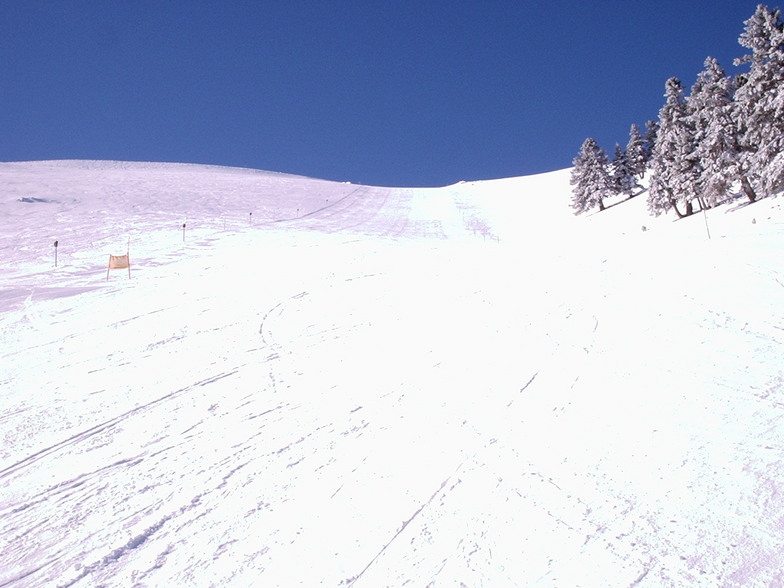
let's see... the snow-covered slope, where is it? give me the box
[1,160,783,586]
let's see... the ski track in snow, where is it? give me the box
[1,160,784,586]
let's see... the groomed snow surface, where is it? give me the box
[1,160,783,587]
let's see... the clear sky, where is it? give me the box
[0,1,766,187]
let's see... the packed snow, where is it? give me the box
[1,160,783,586]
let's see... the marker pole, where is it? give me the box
[702,206,711,240]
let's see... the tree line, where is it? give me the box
[570,4,784,217]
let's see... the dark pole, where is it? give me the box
[182,223,186,242]
[53,240,58,267]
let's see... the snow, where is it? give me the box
[1,160,783,586]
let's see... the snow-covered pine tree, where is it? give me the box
[625,123,647,183]
[688,57,741,207]
[570,138,612,214]
[611,143,625,195]
[611,142,639,198]
[733,4,784,198]
[642,120,658,166]
[648,77,700,217]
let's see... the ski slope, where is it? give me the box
[1,160,783,587]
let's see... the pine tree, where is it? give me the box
[570,138,612,215]
[611,142,639,198]
[625,123,647,182]
[642,119,658,166]
[688,57,741,207]
[733,4,784,198]
[648,77,700,217]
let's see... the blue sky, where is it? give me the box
[0,1,765,187]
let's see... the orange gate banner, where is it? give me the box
[108,254,130,269]
[107,254,131,279]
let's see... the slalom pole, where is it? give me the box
[53,240,58,267]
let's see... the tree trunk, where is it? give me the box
[685,200,693,216]
[740,176,757,202]
[598,199,605,211]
